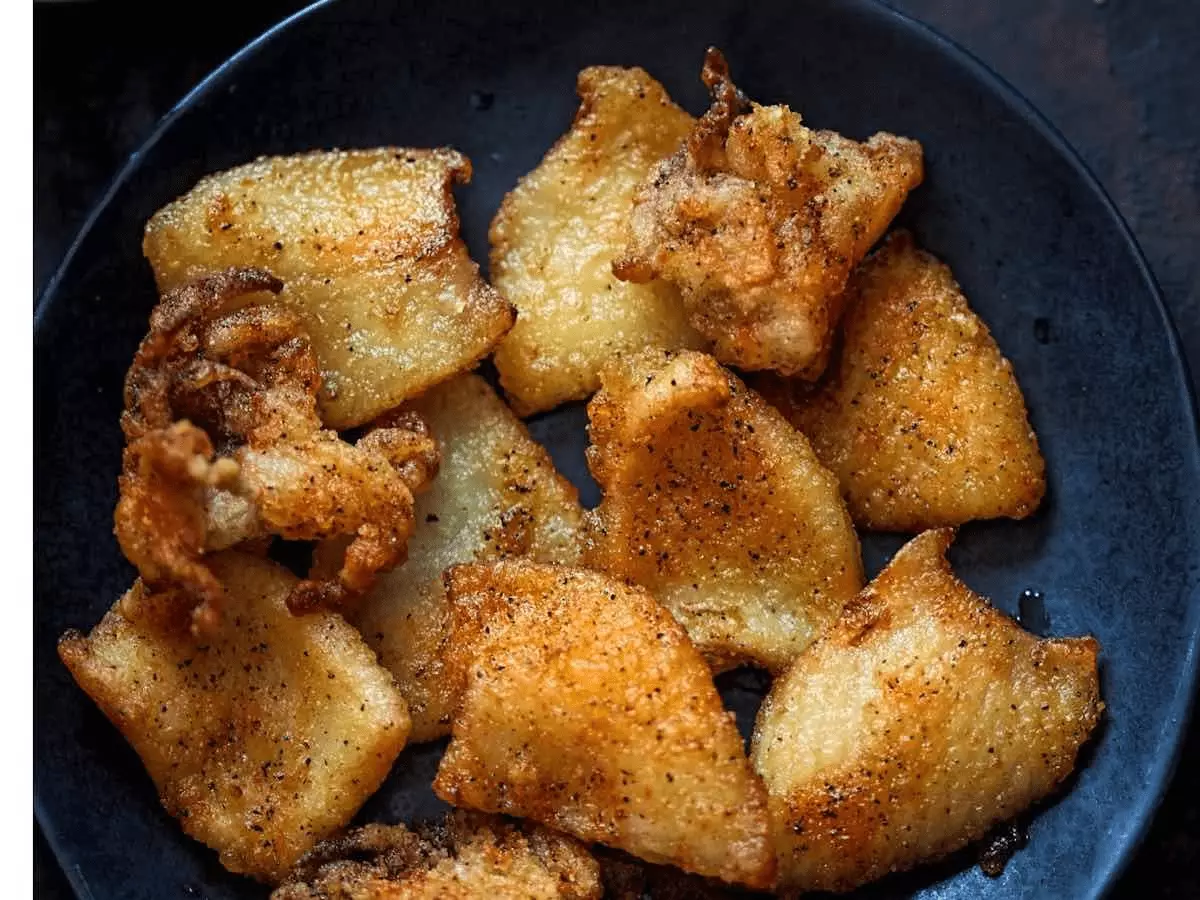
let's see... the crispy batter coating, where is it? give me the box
[751,530,1102,894]
[122,266,290,443]
[116,269,439,626]
[756,232,1046,531]
[115,420,239,631]
[433,561,775,889]
[273,811,602,900]
[58,553,410,883]
[583,350,863,672]
[615,49,923,378]
[144,149,514,428]
[345,374,583,742]
[490,66,707,415]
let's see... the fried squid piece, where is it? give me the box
[433,561,775,890]
[756,232,1046,531]
[751,530,1102,893]
[615,48,923,378]
[490,66,706,415]
[117,269,439,628]
[115,420,240,631]
[583,350,862,672]
[344,375,583,742]
[144,149,514,428]
[58,553,410,883]
[273,812,602,900]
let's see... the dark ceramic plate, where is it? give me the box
[34,0,1200,897]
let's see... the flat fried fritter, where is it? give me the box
[346,374,583,742]
[433,561,775,889]
[615,49,923,378]
[273,811,601,900]
[751,529,1102,894]
[756,232,1046,531]
[490,66,707,415]
[58,553,410,883]
[583,350,862,672]
[144,149,514,428]
[118,269,439,627]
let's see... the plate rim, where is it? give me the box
[33,0,1200,897]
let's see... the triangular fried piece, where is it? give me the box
[583,349,862,672]
[751,529,1102,893]
[490,65,707,415]
[273,811,602,900]
[59,553,410,882]
[433,561,775,889]
[144,149,514,428]
[347,374,584,742]
[615,49,922,378]
[758,231,1046,531]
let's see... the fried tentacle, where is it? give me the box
[356,409,441,493]
[123,267,284,441]
[615,49,923,377]
[287,412,440,612]
[686,47,746,172]
[114,420,240,633]
[116,267,439,624]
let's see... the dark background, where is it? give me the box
[34,0,1199,896]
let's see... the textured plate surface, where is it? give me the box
[34,0,1200,897]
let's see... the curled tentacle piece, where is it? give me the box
[687,47,748,171]
[287,411,443,614]
[357,409,441,494]
[123,267,283,441]
[114,268,439,626]
[113,420,238,634]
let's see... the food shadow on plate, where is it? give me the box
[948,511,1056,618]
[353,738,453,828]
[67,705,246,896]
[524,401,601,509]
[714,666,771,752]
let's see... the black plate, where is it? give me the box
[34,0,1200,897]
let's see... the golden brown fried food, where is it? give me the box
[121,266,288,443]
[117,269,439,626]
[756,232,1046,531]
[58,553,410,883]
[490,66,707,415]
[144,149,514,428]
[273,811,602,900]
[115,420,240,632]
[433,561,775,890]
[583,350,862,672]
[345,374,583,742]
[615,49,923,378]
[751,529,1102,894]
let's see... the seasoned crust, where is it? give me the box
[346,375,583,742]
[116,269,440,626]
[273,811,601,899]
[616,48,923,378]
[583,349,863,672]
[490,66,706,415]
[757,232,1046,531]
[751,529,1102,893]
[144,149,514,428]
[433,560,775,889]
[58,553,410,883]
